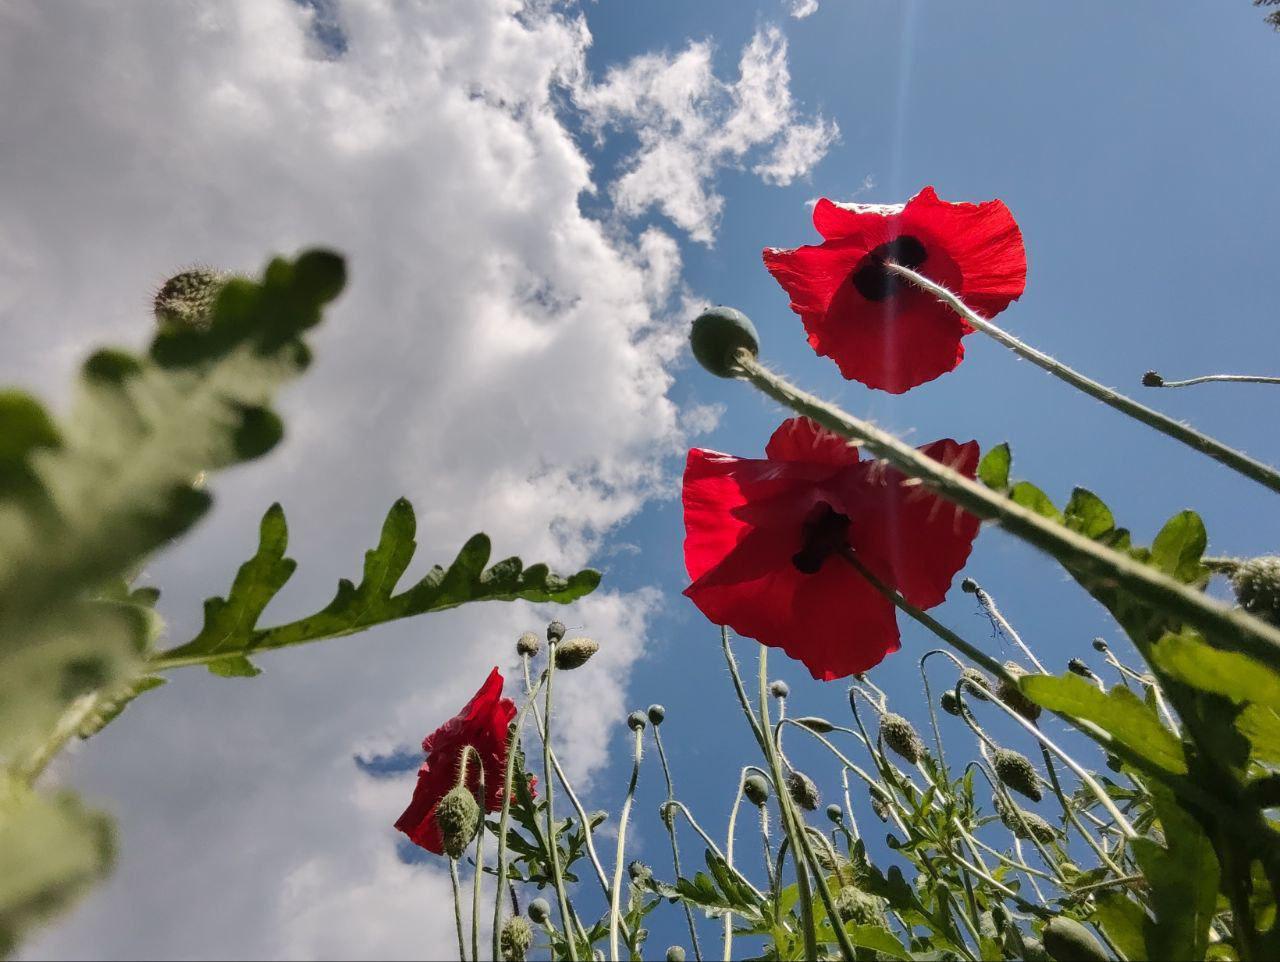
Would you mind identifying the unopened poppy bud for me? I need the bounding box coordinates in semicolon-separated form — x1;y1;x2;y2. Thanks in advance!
627;710;647;731
154;268;228;330
993;748;1042;802
647;704;666;725
516;631;541;657
940;690;962;716
665;947;686;962
885;833;902;850
960;668;992;701
1226;556;1280;625
834;886;884;926
786;769;820;811
997;800;1059;844
1021;936;1052;962
628;860;652;883
870;796;889;822
961;577;979;593
825;804;844;823
690;306;760;378
546;620;567;643
769;680;790;699
794;716;834;733
744;774;770;807
554;636;598;670
1142;370;1165;387
879;713;924;764
1091;638;1108;653
997;662;1041;721
436;784;480;859
1043;917;1109;962
527;897;551;925
500;915;534;961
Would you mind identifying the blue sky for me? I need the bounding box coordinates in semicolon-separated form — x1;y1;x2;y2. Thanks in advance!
5;1;1279;958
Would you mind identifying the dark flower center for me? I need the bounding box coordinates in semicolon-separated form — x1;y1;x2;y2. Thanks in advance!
850;235;927;302
792;502;852;574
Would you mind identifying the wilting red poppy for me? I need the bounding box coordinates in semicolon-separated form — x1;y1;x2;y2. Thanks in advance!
683;417;981;680
395;667;524;855
763;186;1026;393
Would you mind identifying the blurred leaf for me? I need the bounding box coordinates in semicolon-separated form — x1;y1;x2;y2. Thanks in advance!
1152;630;1280;711
1238;704;1280;764
156;500;599;675
1021;674;1186;773
0;784;115;957
977;443;1010;492
1091;892;1150;962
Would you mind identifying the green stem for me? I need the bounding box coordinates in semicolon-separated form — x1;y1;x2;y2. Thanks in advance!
542;642;577;962
493;670;545;960
966;581;1046;674
886;261;1280;495
654;724;704;962
1039;745;1126;877
731;348;1280;671
449;858;468;962
14;691;103;784
472;762;484;962
610;725;644;962
1145;371;1280;389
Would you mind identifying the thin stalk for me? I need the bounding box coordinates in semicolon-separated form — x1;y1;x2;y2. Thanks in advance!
725;769;750;962
1144;371;1280;389
15;691;104;784
471;763;485;962
1040;746;1126;877
609;725;644;962
967;581;1046;674
449;859;468;962
886;261;1280;496
721;627;767;752
654;724;703;962
730;348;1280;671
541;641;577;962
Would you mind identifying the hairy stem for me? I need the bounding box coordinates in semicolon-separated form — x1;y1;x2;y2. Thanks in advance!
449;858;468;962
610;725;644;962
655;724;704;962
541;642;577;962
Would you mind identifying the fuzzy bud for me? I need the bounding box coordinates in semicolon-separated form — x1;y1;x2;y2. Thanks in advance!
435;785;480;859
879;713;924;764
868;785;891;822
1227;556;1280;625
1141;370;1165;387
769;680;790;700
960;668;992;701
1043;917;1109;962
825;804;844;824
527;897;551;925
1067;657;1093;678
516;631;541;658
627;710;647;731
546;621;567;643
834;886;885;926
940;690;962;716
554;636;598;670
1091;638;1109;653
647;704;666;726
996;800;1059;844
793;716;835;734
743;774;770;807
665;948;686;962
993;748;1042;802
786;769;820;811
154;268;228;331
500;916;534;961
1021;937;1052;962
961;577;979;594
628;860;652;884
690;306;760;379
996;662;1042;721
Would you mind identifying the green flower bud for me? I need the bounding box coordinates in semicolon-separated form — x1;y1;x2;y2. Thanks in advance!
435;784;480;859
546;620;567;643
868;785;891;822
825;804;844;823
1042;916;1109;962
880;712;924;764
516;631;541;657
744;774;770;807
996;800;1059;844
627;710;647;731
997;662;1042;721
834;886;885;926
154;268;228;331
993;748;1042;802
1067;657;1092;678
786;769;820;811
1227;556;1280;625
500;915;534;961
1141;370;1164;388
793;716;835;733
527;897;551;925
1021;936;1052;961
647;704;666;725
1091;638;1108;653
960;667;992;701
665;947;687;962
940;690;962;716
769;680;790;699
554;636;598;670
690;306;760;378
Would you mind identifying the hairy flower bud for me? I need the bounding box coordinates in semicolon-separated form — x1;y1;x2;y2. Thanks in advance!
154;268;228;331
554;636;598;670
516;631;541;658
527;897;551;925
960;667;992;701
879;713;924;764
825;804;844;824
940;690;962;716
627;710;647;731
993;748;1042;802
628;860;652;884
1067;657;1093;678
1043;917;1109;962
665;947;687;962
690;306;760;379
786;769;820;811
1021;936;1052;961
500;915;534;961
1226;556;1280;625
997;662;1042;721
744;774;770;807
436;784;480;859
1091;638;1108;653
546;620;567;643
834;886;885;926
868;785;891;822
769;680;790;700
647;704;666;726
794;716;835;734
996;800;1058;843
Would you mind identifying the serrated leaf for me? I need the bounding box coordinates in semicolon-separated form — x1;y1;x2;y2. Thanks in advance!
977;442;1010;491
1009;480;1062;522
1063;488;1115;539
1152;630;1280;711
1020;673;1186;773
157;501;599;674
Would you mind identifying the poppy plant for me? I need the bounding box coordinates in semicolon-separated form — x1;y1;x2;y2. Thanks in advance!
683;417;981;680
395;667;524;855
763;186;1027;393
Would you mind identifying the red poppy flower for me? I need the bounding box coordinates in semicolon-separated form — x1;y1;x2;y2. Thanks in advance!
395;667;525;855
683;417;981;680
763;186;1026;393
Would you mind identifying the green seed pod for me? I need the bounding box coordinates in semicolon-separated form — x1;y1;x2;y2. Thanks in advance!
435;785;480;859
960;667;992;701
786;769;820;811
153;268;227;330
769;680;790;699
834;886;885;926
527;897;551;925
997;662;1042;721
940;690;962;716
546;620;567;643
744;774;770;807
499;915;534;961
993;748;1042;802
880;713;924;764
1042;917;1109;962
997;800;1059;844
665;947;687;962
647;704;666;726
516;631;541;657
1228;556;1280;625
554;636;599;670
627;710;647;731
690;306;760;378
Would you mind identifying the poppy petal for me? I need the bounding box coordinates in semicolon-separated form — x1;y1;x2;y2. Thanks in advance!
764;417;862;467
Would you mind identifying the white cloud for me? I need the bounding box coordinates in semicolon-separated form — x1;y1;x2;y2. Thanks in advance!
575;25;838;244
0;0;724;957
786;0;821;18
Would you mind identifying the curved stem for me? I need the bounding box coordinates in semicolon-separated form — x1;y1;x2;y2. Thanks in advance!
449;859;468;962
1144;371;1280;389
967;581;1046;674
724;769;750;962
610;725;644;962
654;724;703;962
494;669;545;960
541;642;577;962
471;763;485;962
886;261;1280;495
1039;745;1126;876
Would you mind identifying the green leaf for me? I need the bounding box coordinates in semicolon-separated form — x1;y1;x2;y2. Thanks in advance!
1152;630;1280;711
977;442;1011;491
0;785;115;957
1063;488;1116;539
1009;481;1062;522
1020;673;1187;773
666;850;765;922
1238;705;1280;764
1091;892;1149;962
0;250;345;754
1148;511;1210;586
157;500;599;674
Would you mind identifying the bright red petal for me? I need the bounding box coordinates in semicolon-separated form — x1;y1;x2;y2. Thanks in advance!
764;417;861;467
811;197;903;243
